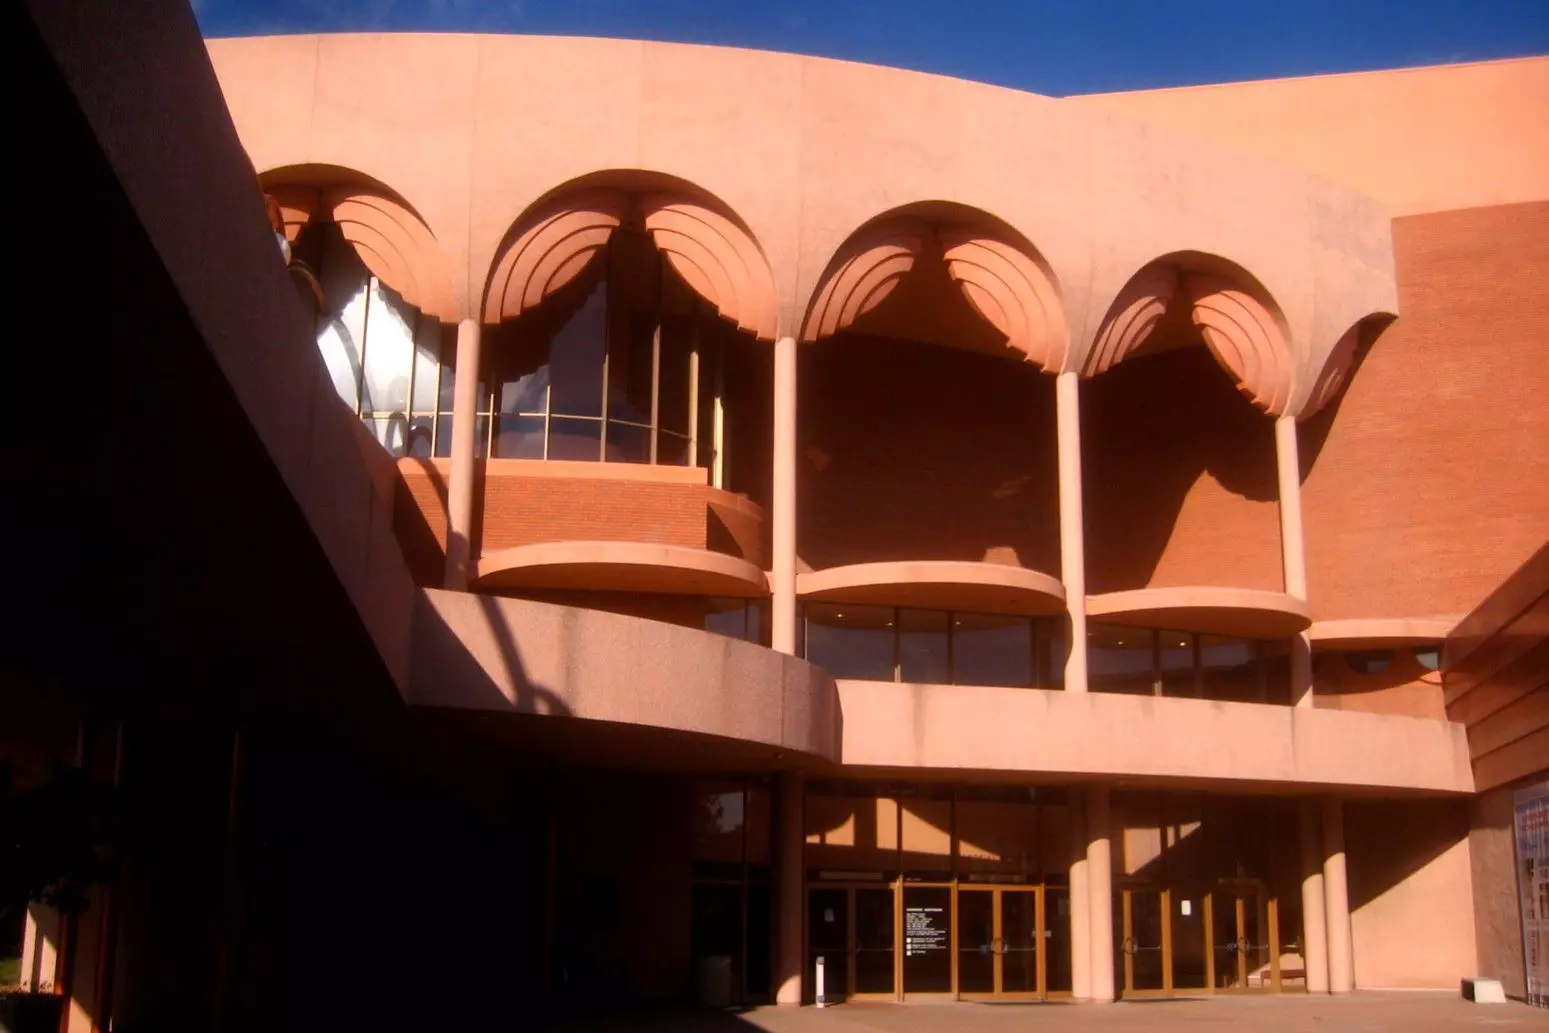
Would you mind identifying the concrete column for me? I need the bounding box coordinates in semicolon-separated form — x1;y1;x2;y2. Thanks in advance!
771;334;799;655
1086;784;1115;1003
1068;790;1091;1000
775;770;805;1004
443;318;483;590
1056;371;1089;692
1298;799;1330;994
1322;798;1354;993
1275;415;1314;708
20;903;61;991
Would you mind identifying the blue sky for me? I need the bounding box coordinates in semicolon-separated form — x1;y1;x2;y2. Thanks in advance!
197;0;1549;96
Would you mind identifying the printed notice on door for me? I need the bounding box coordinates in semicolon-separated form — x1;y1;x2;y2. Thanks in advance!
905;905;948;957
1516;781;1549;1010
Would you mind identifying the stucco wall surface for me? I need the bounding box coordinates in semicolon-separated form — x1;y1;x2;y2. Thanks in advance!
837;680;1472;792
411;588;840;762
1070;56;1549;217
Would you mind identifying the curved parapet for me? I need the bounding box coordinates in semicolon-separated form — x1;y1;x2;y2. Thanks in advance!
474;540;769;597
1087;586;1311;638
412;589;840;764
798;560;1066;616
1310;617;1457;650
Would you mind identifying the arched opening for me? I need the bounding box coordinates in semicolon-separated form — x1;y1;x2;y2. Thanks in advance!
1081;255;1296;703
796;204;1069;688
469;175;779;639
261;165;456;458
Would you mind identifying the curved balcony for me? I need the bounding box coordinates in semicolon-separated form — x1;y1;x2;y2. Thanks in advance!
412;589;838;765
797;560;1066;616
474;540;768;598
1309;617;1455;649
1086;586;1310;638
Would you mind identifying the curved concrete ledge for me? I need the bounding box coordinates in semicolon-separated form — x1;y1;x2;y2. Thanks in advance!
474;541;769;597
1086;586;1310;638
838;681;1473;794
797;561;1066;616
412;588;840;763
1310;617;1456;649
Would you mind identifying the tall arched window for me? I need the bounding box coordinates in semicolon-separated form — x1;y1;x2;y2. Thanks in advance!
294;220;454;458
481;227;736;483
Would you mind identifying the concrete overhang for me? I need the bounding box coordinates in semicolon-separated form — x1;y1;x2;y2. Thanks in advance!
1086;587;1311;638
1310;617;1456;650
474;541;769;598
798;561;1066;616
838;680;1474;795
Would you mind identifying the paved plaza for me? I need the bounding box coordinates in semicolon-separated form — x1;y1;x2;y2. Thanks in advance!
546;993;1547;1033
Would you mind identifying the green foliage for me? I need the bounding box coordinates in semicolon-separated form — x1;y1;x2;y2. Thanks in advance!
0;761;120;916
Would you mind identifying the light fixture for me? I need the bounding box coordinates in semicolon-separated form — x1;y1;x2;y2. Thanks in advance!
835;613;844;619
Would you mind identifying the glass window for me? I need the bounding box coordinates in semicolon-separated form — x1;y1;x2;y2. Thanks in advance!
1415;645;1441;671
951;612;1033;688
897;609;949;684
547;416;601;461
1159;631;1196;697
1036;618;1067;690
804;604;894;681
604;420;651;463
359;277;416;415
495;415;545;459
703;598;749;641
1345;649;1393;675
1088;623;1154;695
548;281;607;417
658;315;693;435
1199;635;1264;703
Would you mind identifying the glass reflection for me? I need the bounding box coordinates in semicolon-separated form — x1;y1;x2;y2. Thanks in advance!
898;609;949;684
953;612;1033;688
1089;623;1154;695
805;604;894;681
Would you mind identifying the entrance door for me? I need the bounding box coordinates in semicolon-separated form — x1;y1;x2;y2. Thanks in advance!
807;885;896;1002
1212;880;1280;992
956;888;1042;999
1116;886;1168;996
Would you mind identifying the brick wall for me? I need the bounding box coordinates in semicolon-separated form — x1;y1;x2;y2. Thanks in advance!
1303;201;1549;621
797;332;1062;575
390;458;768;587
1082;346;1283;593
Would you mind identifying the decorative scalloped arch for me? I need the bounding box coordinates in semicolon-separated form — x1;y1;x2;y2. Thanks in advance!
482;190;628;324
1083;265;1180;376
802;210;1068;372
940;232;1069;371
1184;274;1294;416
643;196;779;340
801;220;928;343
482;180;778;340
1300;320;1364;420
260;176;456;322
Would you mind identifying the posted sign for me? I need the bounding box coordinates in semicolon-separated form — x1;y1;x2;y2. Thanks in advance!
1516;780;1549;1009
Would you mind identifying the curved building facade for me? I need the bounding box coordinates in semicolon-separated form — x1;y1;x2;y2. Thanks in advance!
10;8;1545;1025
206;34;1547;1006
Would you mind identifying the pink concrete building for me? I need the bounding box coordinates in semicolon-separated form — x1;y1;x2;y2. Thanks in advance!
6;2;1547;1028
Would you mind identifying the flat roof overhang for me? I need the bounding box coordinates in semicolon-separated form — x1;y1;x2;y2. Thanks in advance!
1309;617;1456;650
1086;586;1311;639
474;541;769;598
797;560;1066;616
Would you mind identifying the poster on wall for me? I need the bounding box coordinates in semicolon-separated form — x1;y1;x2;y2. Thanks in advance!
1516;780;1549;1009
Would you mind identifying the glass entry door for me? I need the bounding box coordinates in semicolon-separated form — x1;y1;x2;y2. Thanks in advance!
1117;886;1168;996
1212;880;1280;992
807;885;896;1002
956;887;1042;999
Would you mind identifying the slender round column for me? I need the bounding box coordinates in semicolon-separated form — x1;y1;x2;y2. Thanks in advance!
1275;415;1314;707
1069;790;1091;1000
1086;784;1115;1003
1322;798;1354;993
774;770;805;1004
771;334;799;654
443;318;482;590
1298;799;1330;993
1056;371;1089;692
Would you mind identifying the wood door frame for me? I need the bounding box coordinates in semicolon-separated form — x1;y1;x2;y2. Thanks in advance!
954;884;1045;1002
806;881;898;1003
1211;879;1283;995
1116;885;1171;999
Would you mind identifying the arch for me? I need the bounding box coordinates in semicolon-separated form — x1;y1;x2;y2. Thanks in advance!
1298;314;1394;420
801;204;1068;372
259;165;456;322
482;173;778;340
1086;255;1294;416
